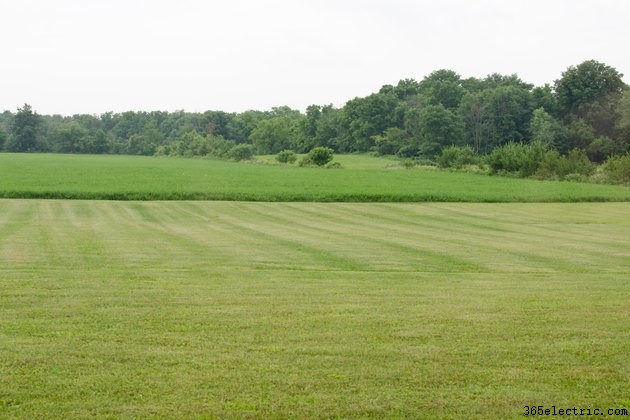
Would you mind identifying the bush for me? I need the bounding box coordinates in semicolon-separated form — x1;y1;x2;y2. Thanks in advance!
276;149;297;164
396;144;420;158
437;145;479;169
486;142;529;175
603;153;630;184
587;136;619;163
306;146;334;166
534;150;562;179
325;161;342;169
520;141;551;177
227;144;254;161
560;149;595;177
535;149;594;180
298;156;312;167
487;141;551;177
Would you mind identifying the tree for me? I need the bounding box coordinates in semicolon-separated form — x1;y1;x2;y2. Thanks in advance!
337;91;400;152
531;84;561;117
91;130;111;154
565;117;595;151
7;104;42;152
418;69;466;110
373;127;410;155
0;126;7;150
459;92;488;153
51;122;90;153
249;117;297;154
484;86;533;148
416;104;465;156
615;90;630;151
226;110;267;144
530;108;563;147
554;60;626;117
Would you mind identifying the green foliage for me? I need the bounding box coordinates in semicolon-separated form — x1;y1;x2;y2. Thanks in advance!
587;136;619;163
275;149;297;164
530;107;561;146
249;114;301;154
614;90;630;151
297;104;341;152
565;117;595;151
305;146;334;166
563;149;596;177
437;145;479;169
487;142;529;175
0;126;7;150
51;122;90;154
2;61;628;168
373;127;410;155
603;153;630;184
484;86;533;147
536;149;595;180
418;69;465;109
415;104;465;156
228;144;254;161
396;144;420;158
487;141;550;177
554;59;626;115
337;91;400;152
7;104;43;152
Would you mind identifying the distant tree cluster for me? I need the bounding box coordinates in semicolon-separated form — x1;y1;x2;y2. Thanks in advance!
1;60;629;166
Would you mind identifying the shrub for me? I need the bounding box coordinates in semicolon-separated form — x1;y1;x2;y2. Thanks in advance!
397;145;420;158
534;150;562;179
325;161;342;169
276;150;297;164
486;142;529;175
587;136;619;163
520;141;550;177
437;145;479;169
487;141;553;177
227;144;254;161
298;156;312;167
560;149;595;177
306;146;334;166
603;153;630;184
535;148;595;181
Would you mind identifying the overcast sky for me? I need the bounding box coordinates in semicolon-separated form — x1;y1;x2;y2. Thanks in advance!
2;0;629;115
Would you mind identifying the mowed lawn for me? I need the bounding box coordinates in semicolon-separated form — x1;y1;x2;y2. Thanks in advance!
0;200;628;418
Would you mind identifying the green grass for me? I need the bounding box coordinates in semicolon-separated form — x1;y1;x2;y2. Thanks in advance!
254;153;403;169
1;200;628;418
1;153;630;202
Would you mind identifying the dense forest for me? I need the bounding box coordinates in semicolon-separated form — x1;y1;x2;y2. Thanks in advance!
1;60;629;164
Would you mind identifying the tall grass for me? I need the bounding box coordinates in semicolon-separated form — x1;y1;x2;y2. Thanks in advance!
1;153;630;202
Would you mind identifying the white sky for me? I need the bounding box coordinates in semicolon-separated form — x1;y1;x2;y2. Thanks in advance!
2;0;629;115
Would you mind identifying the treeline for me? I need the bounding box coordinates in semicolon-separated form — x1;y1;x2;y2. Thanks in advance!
1;60;629;163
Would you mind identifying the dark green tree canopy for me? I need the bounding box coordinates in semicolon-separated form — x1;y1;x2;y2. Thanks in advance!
7;104;42;152
1;61;627;161
554;60;626;115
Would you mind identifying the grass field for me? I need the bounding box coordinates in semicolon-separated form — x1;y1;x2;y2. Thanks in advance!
1;200;628;418
1;153;630;202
